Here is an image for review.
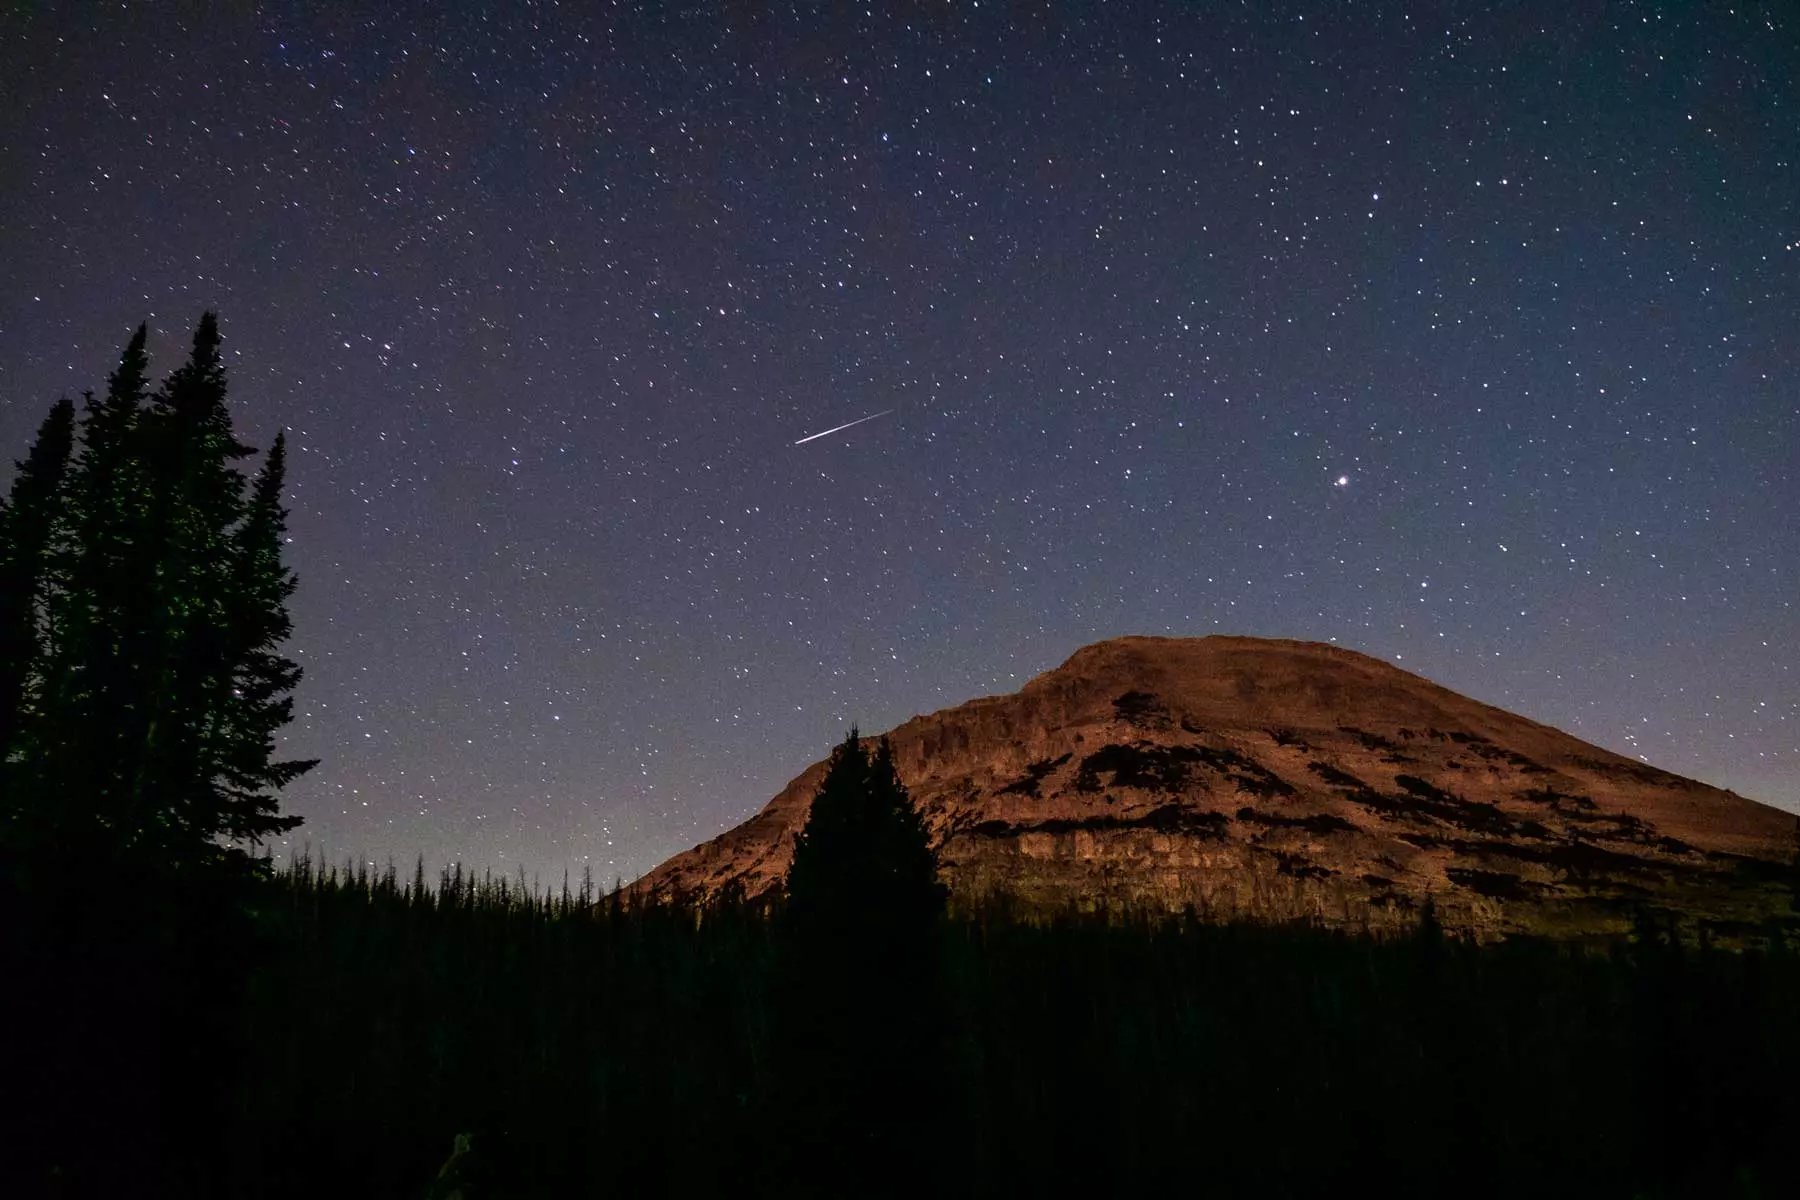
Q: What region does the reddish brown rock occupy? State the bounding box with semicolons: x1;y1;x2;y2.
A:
634;636;1797;939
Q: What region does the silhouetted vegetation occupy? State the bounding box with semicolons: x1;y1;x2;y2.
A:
12;808;1800;1195
774;730;950;1193
1;315;312;879
0;397;74;755
1;316;313;1197
35;859;1772;1198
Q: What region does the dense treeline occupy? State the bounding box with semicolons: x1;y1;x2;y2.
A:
212;858;1800;1199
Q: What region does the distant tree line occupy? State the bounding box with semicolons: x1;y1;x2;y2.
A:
0;313;312;882
183;848;1800;1199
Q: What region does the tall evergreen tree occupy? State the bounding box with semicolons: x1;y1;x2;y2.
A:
210;430;313;844
0;396;76;759
64;322;154;689
31;326;157;845
2;316;313;1196
775;730;949;1194
785;729;946;942
11;315;310;870
128;312;257;858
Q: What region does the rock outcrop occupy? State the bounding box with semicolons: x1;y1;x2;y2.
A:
634;636;1797;939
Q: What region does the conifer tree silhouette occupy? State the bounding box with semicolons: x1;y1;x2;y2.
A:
30;326;158;846
126;312;258;857
0;396;75;760
0;316;315;1195
785;728;945;944
209;429;314;843
3;315;310;874
775;729;949;1195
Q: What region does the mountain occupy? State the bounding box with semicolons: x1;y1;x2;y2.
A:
635;636;1797;939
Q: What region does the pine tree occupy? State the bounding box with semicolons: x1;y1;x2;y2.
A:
785;729;946;943
3;319;314;1190
208;429;313;844
129;313;257;857
9;315;311;872
31;326;156;846
73;323;153;602
775;729;949;1193
0;396;76;758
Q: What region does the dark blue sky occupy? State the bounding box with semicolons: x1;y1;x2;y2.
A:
2;1;1794;885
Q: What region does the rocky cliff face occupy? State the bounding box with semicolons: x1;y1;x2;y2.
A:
634;636;1797;939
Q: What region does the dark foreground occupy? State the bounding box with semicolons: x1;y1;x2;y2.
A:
5;859;1799;1198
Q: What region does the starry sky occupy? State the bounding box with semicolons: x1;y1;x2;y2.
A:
2;2;1795;886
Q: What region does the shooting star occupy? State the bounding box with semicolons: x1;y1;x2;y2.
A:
793;409;893;446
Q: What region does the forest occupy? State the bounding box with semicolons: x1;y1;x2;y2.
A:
3;321;1799;1198
10;850;1800;1197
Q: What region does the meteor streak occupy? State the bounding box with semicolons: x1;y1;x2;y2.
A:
792;409;893;445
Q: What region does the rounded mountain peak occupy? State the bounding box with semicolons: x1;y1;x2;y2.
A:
634;635;1795;941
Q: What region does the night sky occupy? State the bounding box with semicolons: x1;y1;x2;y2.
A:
2;2;1795;887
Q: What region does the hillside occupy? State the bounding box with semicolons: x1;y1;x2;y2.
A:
635;636;1797;938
